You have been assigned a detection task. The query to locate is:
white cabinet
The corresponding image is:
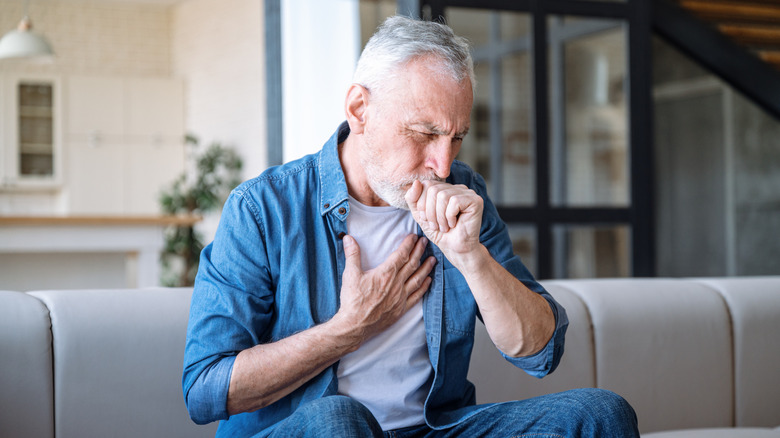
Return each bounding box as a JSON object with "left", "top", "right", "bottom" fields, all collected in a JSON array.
[
  {"left": 125, "top": 78, "right": 184, "bottom": 140},
  {"left": 65, "top": 76, "right": 185, "bottom": 215},
  {"left": 0, "top": 73, "right": 63, "bottom": 190},
  {"left": 0, "top": 74, "right": 183, "bottom": 214}
]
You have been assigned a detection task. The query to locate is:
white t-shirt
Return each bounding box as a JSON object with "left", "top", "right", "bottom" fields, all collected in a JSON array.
[{"left": 337, "top": 196, "right": 432, "bottom": 430}]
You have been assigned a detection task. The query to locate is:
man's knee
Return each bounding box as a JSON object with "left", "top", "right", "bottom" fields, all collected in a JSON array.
[
  {"left": 578, "top": 388, "right": 636, "bottom": 418},
  {"left": 271, "top": 396, "right": 383, "bottom": 438},
  {"left": 567, "top": 388, "right": 638, "bottom": 435}
]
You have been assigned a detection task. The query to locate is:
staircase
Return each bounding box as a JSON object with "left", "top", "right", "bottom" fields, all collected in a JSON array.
[
  {"left": 674, "top": 0, "right": 780, "bottom": 70},
  {"left": 654, "top": 0, "right": 780, "bottom": 119}
]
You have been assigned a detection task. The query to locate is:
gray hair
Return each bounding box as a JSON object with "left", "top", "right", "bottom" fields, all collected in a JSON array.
[{"left": 353, "top": 15, "right": 475, "bottom": 100}]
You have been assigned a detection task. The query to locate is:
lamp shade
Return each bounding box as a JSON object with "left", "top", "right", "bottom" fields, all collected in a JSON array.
[{"left": 0, "top": 17, "right": 54, "bottom": 60}]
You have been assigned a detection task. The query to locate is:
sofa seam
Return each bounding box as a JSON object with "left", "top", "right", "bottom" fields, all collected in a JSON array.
[
  {"left": 540, "top": 281, "right": 599, "bottom": 389},
  {"left": 686, "top": 278, "right": 737, "bottom": 428},
  {"left": 24, "top": 291, "right": 57, "bottom": 437}
]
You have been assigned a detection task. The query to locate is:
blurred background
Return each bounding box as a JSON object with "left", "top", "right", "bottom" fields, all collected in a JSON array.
[{"left": 1, "top": 0, "right": 778, "bottom": 290}]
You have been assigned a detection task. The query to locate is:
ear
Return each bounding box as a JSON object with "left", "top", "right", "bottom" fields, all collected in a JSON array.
[{"left": 344, "top": 84, "right": 369, "bottom": 135}]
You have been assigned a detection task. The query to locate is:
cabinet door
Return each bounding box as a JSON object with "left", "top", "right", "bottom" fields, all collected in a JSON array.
[
  {"left": 67, "top": 76, "right": 124, "bottom": 136},
  {"left": 1, "top": 74, "right": 62, "bottom": 188},
  {"left": 67, "top": 140, "right": 124, "bottom": 214},
  {"left": 0, "top": 73, "right": 6, "bottom": 184},
  {"left": 65, "top": 76, "right": 125, "bottom": 214},
  {"left": 123, "top": 78, "right": 185, "bottom": 214},
  {"left": 64, "top": 76, "right": 184, "bottom": 215},
  {"left": 125, "top": 78, "right": 184, "bottom": 140}
]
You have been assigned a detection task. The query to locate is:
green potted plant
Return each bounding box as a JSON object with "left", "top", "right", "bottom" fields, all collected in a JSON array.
[{"left": 159, "top": 134, "right": 243, "bottom": 286}]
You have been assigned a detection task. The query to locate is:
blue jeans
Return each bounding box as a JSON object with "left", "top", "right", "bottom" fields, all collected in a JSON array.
[{"left": 265, "top": 389, "right": 639, "bottom": 438}]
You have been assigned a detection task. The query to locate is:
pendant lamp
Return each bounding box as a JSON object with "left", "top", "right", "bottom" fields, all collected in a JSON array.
[{"left": 0, "top": 0, "right": 55, "bottom": 60}]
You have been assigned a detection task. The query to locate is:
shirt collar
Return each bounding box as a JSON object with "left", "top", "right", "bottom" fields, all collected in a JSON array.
[{"left": 318, "top": 121, "right": 351, "bottom": 217}]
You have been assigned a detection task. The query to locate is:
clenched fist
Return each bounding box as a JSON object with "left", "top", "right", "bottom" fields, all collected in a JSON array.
[{"left": 404, "top": 180, "right": 484, "bottom": 270}]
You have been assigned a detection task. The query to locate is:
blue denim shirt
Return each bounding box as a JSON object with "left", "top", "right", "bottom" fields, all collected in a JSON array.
[{"left": 183, "top": 122, "right": 568, "bottom": 437}]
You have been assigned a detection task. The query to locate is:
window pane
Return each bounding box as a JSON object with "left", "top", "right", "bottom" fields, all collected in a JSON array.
[
  {"left": 553, "top": 224, "right": 630, "bottom": 278},
  {"left": 18, "top": 83, "right": 54, "bottom": 177},
  {"left": 653, "top": 37, "right": 780, "bottom": 277},
  {"left": 501, "top": 52, "right": 534, "bottom": 205},
  {"left": 462, "top": 61, "right": 492, "bottom": 183},
  {"left": 447, "top": 8, "right": 492, "bottom": 47},
  {"left": 358, "top": 0, "right": 397, "bottom": 47},
  {"left": 500, "top": 11, "right": 531, "bottom": 41},
  {"left": 550, "top": 17, "right": 628, "bottom": 207},
  {"left": 448, "top": 9, "right": 534, "bottom": 205},
  {"left": 508, "top": 225, "right": 537, "bottom": 277}
]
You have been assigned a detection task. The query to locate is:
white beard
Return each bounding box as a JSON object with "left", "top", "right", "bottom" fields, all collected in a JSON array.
[{"left": 360, "top": 147, "right": 442, "bottom": 209}]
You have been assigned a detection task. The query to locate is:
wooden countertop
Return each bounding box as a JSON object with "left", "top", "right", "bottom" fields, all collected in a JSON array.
[{"left": 0, "top": 215, "right": 202, "bottom": 226}]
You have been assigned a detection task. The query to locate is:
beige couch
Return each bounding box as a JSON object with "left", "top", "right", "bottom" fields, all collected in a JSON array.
[
  {"left": 469, "top": 277, "right": 780, "bottom": 437},
  {"left": 1, "top": 277, "right": 778, "bottom": 437}
]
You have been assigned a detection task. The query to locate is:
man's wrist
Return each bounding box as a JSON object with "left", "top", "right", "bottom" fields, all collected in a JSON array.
[
  {"left": 324, "top": 311, "right": 365, "bottom": 354},
  {"left": 446, "top": 243, "right": 491, "bottom": 277}
]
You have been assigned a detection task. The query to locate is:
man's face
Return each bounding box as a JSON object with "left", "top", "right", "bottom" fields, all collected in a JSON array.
[{"left": 359, "top": 58, "right": 473, "bottom": 209}]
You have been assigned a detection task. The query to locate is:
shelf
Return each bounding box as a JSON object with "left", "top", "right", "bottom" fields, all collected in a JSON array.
[
  {"left": 19, "top": 106, "right": 53, "bottom": 118},
  {"left": 20, "top": 143, "right": 54, "bottom": 154},
  {"left": 0, "top": 215, "right": 203, "bottom": 227}
]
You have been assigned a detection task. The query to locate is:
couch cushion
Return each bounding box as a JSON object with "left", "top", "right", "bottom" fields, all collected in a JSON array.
[
  {"left": 0, "top": 290, "right": 54, "bottom": 438},
  {"left": 643, "top": 427, "right": 780, "bottom": 438},
  {"left": 468, "top": 284, "right": 596, "bottom": 403},
  {"left": 694, "top": 277, "right": 780, "bottom": 428},
  {"left": 558, "top": 279, "right": 734, "bottom": 434},
  {"left": 28, "top": 288, "right": 217, "bottom": 438}
]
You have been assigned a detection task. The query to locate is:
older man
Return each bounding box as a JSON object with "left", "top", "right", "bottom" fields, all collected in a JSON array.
[{"left": 183, "top": 15, "right": 638, "bottom": 437}]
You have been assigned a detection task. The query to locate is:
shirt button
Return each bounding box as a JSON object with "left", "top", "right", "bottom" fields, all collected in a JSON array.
[
  {"left": 324, "top": 203, "right": 330, "bottom": 209},
  {"left": 338, "top": 207, "right": 346, "bottom": 214},
  {"left": 337, "top": 232, "right": 346, "bottom": 239}
]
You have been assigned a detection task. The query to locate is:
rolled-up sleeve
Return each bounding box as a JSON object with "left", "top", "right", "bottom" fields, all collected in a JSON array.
[
  {"left": 470, "top": 165, "right": 569, "bottom": 378},
  {"left": 499, "top": 270, "right": 569, "bottom": 378},
  {"left": 182, "top": 188, "right": 275, "bottom": 424}
]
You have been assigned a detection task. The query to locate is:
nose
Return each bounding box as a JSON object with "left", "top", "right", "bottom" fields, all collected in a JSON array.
[{"left": 425, "top": 137, "right": 457, "bottom": 179}]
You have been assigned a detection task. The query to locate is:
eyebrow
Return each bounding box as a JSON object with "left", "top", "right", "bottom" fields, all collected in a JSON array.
[{"left": 414, "top": 123, "right": 470, "bottom": 138}]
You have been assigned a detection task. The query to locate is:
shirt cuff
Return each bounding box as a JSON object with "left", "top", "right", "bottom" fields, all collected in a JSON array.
[
  {"left": 185, "top": 355, "right": 236, "bottom": 424},
  {"left": 500, "top": 294, "right": 569, "bottom": 378}
]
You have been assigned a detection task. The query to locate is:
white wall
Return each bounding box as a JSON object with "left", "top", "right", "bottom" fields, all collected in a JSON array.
[
  {"left": 0, "top": 0, "right": 172, "bottom": 77},
  {"left": 171, "top": 0, "right": 266, "bottom": 240},
  {"left": 281, "top": 0, "right": 361, "bottom": 163},
  {"left": 172, "top": 0, "right": 266, "bottom": 181}
]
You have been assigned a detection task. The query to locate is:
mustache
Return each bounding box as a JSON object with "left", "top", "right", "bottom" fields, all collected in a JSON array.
[{"left": 396, "top": 174, "right": 444, "bottom": 188}]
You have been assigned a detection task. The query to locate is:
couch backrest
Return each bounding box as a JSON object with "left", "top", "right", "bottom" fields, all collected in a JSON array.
[
  {"left": 0, "top": 290, "right": 54, "bottom": 438},
  {"left": 468, "top": 284, "right": 597, "bottom": 402},
  {"left": 556, "top": 279, "right": 735, "bottom": 434},
  {"left": 5, "top": 277, "right": 777, "bottom": 437},
  {"left": 469, "top": 277, "right": 780, "bottom": 435},
  {"left": 28, "top": 288, "right": 217, "bottom": 438},
  {"left": 693, "top": 277, "right": 780, "bottom": 428}
]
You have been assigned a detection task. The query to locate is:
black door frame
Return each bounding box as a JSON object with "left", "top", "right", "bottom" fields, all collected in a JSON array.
[{"left": 416, "top": 0, "right": 655, "bottom": 279}]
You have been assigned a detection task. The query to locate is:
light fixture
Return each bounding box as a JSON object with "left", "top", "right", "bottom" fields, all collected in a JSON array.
[{"left": 0, "top": 0, "right": 55, "bottom": 61}]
